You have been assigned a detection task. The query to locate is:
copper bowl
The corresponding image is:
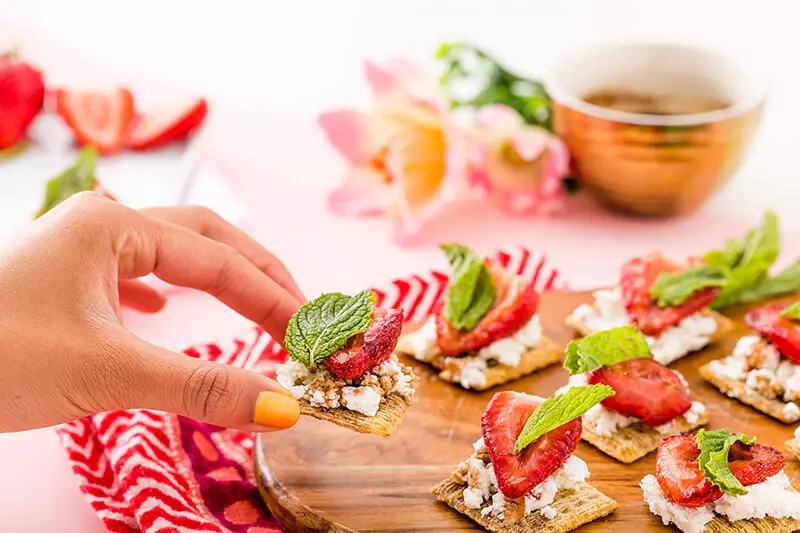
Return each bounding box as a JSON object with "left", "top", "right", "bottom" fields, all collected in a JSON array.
[{"left": 547, "top": 42, "right": 766, "bottom": 216}]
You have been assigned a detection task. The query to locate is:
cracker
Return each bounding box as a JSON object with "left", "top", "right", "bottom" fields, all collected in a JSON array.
[
  {"left": 432, "top": 474, "right": 617, "bottom": 533},
  {"left": 397, "top": 335, "right": 562, "bottom": 391},
  {"left": 699, "top": 363, "right": 800, "bottom": 424},
  {"left": 582, "top": 408, "right": 711, "bottom": 463},
  {"left": 786, "top": 438, "right": 800, "bottom": 460},
  {"left": 701, "top": 515, "right": 800, "bottom": 533},
  {"left": 299, "top": 394, "right": 411, "bottom": 437}
]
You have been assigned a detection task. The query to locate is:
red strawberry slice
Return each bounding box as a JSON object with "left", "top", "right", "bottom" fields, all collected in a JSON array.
[
  {"left": 0, "top": 53, "right": 45, "bottom": 149},
  {"left": 481, "top": 391, "right": 581, "bottom": 499},
  {"left": 620, "top": 253, "right": 720, "bottom": 336},
  {"left": 588, "top": 358, "right": 692, "bottom": 426},
  {"left": 656, "top": 434, "right": 722, "bottom": 507},
  {"left": 56, "top": 88, "right": 134, "bottom": 154},
  {"left": 727, "top": 440, "right": 785, "bottom": 486},
  {"left": 744, "top": 305, "right": 800, "bottom": 363},
  {"left": 324, "top": 307, "right": 403, "bottom": 380},
  {"left": 128, "top": 97, "right": 208, "bottom": 150},
  {"left": 435, "top": 264, "right": 539, "bottom": 356}
]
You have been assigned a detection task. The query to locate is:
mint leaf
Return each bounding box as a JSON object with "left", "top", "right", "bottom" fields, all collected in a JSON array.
[
  {"left": 704, "top": 238, "right": 745, "bottom": 269},
  {"left": 696, "top": 429, "right": 756, "bottom": 496},
  {"left": 739, "top": 260, "right": 800, "bottom": 303},
  {"left": 780, "top": 302, "right": 800, "bottom": 321},
  {"left": 514, "top": 384, "right": 614, "bottom": 453},
  {"left": 441, "top": 244, "right": 496, "bottom": 330},
  {"left": 564, "top": 326, "right": 650, "bottom": 374},
  {"left": 284, "top": 290, "right": 377, "bottom": 367},
  {"left": 650, "top": 265, "right": 728, "bottom": 307},
  {"left": 37, "top": 148, "right": 98, "bottom": 217}
]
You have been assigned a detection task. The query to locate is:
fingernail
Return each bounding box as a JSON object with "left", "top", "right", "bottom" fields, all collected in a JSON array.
[{"left": 254, "top": 391, "right": 300, "bottom": 429}]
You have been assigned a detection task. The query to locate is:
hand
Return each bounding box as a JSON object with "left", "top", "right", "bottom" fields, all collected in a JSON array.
[{"left": 0, "top": 192, "right": 303, "bottom": 433}]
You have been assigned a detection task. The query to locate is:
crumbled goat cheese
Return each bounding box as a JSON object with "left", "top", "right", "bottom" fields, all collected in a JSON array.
[
  {"left": 571, "top": 288, "right": 717, "bottom": 365},
  {"left": 341, "top": 386, "right": 381, "bottom": 416}
]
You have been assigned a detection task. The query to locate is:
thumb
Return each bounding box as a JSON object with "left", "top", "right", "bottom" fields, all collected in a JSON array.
[{"left": 123, "top": 339, "right": 300, "bottom": 431}]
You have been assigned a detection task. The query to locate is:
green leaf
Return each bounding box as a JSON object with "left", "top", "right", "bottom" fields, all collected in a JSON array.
[
  {"left": 440, "top": 244, "right": 496, "bottom": 331},
  {"left": 710, "top": 262, "right": 771, "bottom": 310},
  {"left": 514, "top": 385, "right": 614, "bottom": 453},
  {"left": 284, "top": 290, "right": 377, "bottom": 367},
  {"left": 780, "top": 301, "right": 800, "bottom": 321},
  {"left": 650, "top": 265, "right": 728, "bottom": 307},
  {"left": 696, "top": 429, "right": 756, "bottom": 496},
  {"left": 37, "top": 148, "right": 98, "bottom": 217},
  {"left": 739, "top": 260, "right": 800, "bottom": 303},
  {"left": 563, "top": 326, "right": 650, "bottom": 374}
]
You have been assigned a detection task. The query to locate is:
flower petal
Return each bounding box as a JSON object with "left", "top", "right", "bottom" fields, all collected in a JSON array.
[
  {"left": 474, "top": 104, "right": 525, "bottom": 136},
  {"left": 327, "top": 167, "right": 389, "bottom": 216},
  {"left": 317, "top": 110, "right": 393, "bottom": 164},
  {"left": 364, "top": 60, "right": 444, "bottom": 111},
  {"left": 509, "top": 128, "right": 550, "bottom": 162}
]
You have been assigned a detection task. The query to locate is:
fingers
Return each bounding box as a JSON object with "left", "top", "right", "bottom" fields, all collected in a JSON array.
[
  {"left": 118, "top": 279, "right": 167, "bottom": 313},
  {"left": 135, "top": 218, "right": 302, "bottom": 341},
  {"left": 141, "top": 206, "right": 306, "bottom": 303},
  {"left": 103, "top": 335, "right": 300, "bottom": 431}
]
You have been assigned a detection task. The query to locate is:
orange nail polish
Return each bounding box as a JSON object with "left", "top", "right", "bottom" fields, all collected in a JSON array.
[{"left": 254, "top": 391, "right": 300, "bottom": 429}]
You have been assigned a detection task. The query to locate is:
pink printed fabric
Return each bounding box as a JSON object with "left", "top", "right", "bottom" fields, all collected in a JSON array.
[{"left": 56, "top": 246, "right": 563, "bottom": 533}]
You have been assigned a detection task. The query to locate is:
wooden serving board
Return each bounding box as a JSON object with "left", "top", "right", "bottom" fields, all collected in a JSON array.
[{"left": 255, "top": 290, "right": 800, "bottom": 532}]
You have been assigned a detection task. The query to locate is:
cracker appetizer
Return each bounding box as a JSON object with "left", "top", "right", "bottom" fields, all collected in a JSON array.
[
  {"left": 433, "top": 385, "right": 618, "bottom": 532},
  {"left": 397, "top": 244, "right": 561, "bottom": 390},
  {"left": 787, "top": 427, "right": 800, "bottom": 460},
  {"left": 700, "top": 301, "right": 800, "bottom": 424},
  {"left": 276, "top": 290, "right": 416, "bottom": 436},
  {"left": 558, "top": 326, "right": 710, "bottom": 463},
  {"left": 641, "top": 429, "right": 800, "bottom": 533},
  {"left": 567, "top": 253, "right": 733, "bottom": 366}
]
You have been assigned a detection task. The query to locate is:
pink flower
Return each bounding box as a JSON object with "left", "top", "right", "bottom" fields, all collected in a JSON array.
[
  {"left": 318, "top": 60, "right": 470, "bottom": 243},
  {"left": 471, "top": 105, "right": 569, "bottom": 215}
]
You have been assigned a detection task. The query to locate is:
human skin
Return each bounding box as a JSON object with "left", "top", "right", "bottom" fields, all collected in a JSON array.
[{"left": 0, "top": 192, "right": 302, "bottom": 433}]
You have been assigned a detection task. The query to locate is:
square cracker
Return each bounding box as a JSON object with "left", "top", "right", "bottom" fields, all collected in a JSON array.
[
  {"left": 582, "top": 407, "right": 711, "bottom": 463},
  {"left": 566, "top": 309, "right": 734, "bottom": 347},
  {"left": 432, "top": 474, "right": 617, "bottom": 533},
  {"left": 698, "top": 510, "right": 800, "bottom": 532},
  {"left": 299, "top": 394, "right": 411, "bottom": 437},
  {"left": 699, "top": 363, "right": 800, "bottom": 424},
  {"left": 786, "top": 438, "right": 800, "bottom": 460},
  {"left": 396, "top": 335, "right": 563, "bottom": 391}
]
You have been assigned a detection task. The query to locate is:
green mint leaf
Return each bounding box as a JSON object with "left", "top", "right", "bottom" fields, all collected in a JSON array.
[
  {"left": 740, "top": 210, "right": 780, "bottom": 267},
  {"left": 650, "top": 265, "right": 728, "bottom": 307},
  {"left": 739, "top": 260, "right": 800, "bottom": 303},
  {"left": 696, "top": 429, "right": 756, "bottom": 496},
  {"left": 710, "top": 262, "right": 771, "bottom": 310},
  {"left": 514, "top": 384, "right": 614, "bottom": 453},
  {"left": 780, "top": 301, "right": 800, "bottom": 321},
  {"left": 440, "top": 244, "right": 496, "bottom": 331},
  {"left": 37, "top": 148, "right": 98, "bottom": 217},
  {"left": 704, "top": 238, "right": 744, "bottom": 268},
  {"left": 564, "top": 326, "right": 650, "bottom": 374},
  {"left": 284, "top": 290, "right": 377, "bottom": 367}
]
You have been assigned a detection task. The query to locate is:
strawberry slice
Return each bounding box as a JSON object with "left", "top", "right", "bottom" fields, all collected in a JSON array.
[
  {"left": 620, "top": 253, "right": 720, "bottom": 336},
  {"left": 744, "top": 304, "right": 800, "bottom": 363},
  {"left": 56, "top": 88, "right": 134, "bottom": 154},
  {"left": 435, "top": 264, "right": 539, "bottom": 356},
  {"left": 128, "top": 97, "right": 208, "bottom": 150},
  {"left": 656, "top": 434, "right": 722, "bottom": 507},
  {"left": 481, "top": 391, "right": 580, "bottom": 499},
  {"left": 588, "top": 358, "right": 692, "bottom": 426},
  {"left": 324, "top": 308, "right": 403, "bottom": 380},
  {"left": 656, "top": 434, "right": 785, "bottom": 507}
]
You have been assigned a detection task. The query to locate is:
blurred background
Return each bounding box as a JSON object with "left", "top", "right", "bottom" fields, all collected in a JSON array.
[{"left": 1, "top": 1, "right": 799, "bottom": 531}]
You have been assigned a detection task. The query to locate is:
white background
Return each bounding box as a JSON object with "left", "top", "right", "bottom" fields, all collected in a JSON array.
[{"left": 0, "top": 1, "right": 799, "bottom": 531}]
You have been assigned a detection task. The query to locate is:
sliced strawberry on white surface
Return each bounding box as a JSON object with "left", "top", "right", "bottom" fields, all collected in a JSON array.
[
  {"left": 56, "top": 88, "right": 135, "bottom": 154},
  {"left": 588, "top": 358, "right": 692, "bottom": 426},
  {"left": 745, "top": 304, "right": 800, "bottom": 364},
  {"left": 325, "top": 308, "right": 403, "bottom": 380},
  {"left": 481, "top": 391, "right": 580, "bottom": 499},
  {"left": 127, "top": 97, "right": 208, "bottom": 150}
]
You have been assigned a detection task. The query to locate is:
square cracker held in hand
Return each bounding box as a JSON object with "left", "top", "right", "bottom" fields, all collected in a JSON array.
[
  {"left": 396, "top": 334, "right": 563, "bottom": 391},
  {"left": 432, "top": 474, "right": 617, "bottom": 533},
  {"left": 299, "top": 394, "right": 411, "bottom": 437}
]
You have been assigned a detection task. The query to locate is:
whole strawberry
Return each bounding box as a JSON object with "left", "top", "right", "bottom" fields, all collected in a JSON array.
[{"left": 0, "top": 51, "right": 45, "bottom": 149}]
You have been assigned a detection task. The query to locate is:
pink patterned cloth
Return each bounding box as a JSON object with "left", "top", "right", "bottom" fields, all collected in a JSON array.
[{"left": 56, "top": 246, "right": 562, "bottom": 533}]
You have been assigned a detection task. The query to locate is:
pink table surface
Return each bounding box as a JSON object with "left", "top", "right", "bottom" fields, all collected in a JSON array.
[{"left": 4, "top": 21, "right": 800, "bottom": 533}]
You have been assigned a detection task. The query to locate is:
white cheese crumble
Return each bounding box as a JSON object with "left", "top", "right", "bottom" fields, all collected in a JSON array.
[
  {"left": 642, "top": 471, "right": 800, "bottom": 532},
  {"left": 341, "top": 386, "right": 381, "bottom": 416},
  {"left": 557, "top": 373, "right": 704, "bottom": 437},
  {"left": 570, "top": 288, "right": 717, "bottom": 365},
  {"left": 462, "top": 438, "right": 589, "bottom": 521}
]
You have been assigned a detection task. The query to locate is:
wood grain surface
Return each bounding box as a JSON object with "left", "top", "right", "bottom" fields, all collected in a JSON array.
[{"left": 255, "top": 290, "right": 800, "bottom": 532}]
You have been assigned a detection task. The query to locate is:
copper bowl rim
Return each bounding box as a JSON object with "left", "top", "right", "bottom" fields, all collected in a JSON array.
[{"left": 546, "top": 40, "right": 767, "bottom": 127}]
